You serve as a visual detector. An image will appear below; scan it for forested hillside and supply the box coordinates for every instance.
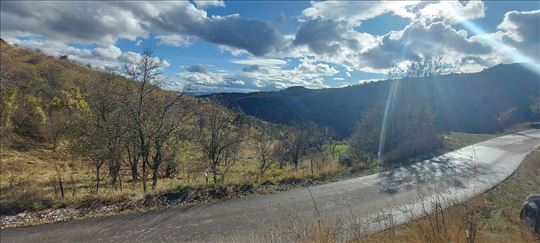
[208,64,539,137]
[0,42,346,220]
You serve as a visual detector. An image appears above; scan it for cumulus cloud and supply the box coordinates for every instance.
[156,34,194,47]
[121,51,170,69]
[294,19,376,55]
[4,37,127,70]
[358,21,492,70]
[497,9,540,58]
[181,57,339,93]
[417,1,485,24]
[2,0,536,93]
[301,1,418,24]
[186,64,207,73]
[0,1,283,56]
[192,0,225,9]
[183,72,224,85]
[288,0,499,74]
[232,58,287,66]
[301,1,484,25]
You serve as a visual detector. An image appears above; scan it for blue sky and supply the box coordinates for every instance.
[1,1,539,93]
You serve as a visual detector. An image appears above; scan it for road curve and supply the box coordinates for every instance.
[2,130,539,242]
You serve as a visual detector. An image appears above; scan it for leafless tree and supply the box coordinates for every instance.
[123,48,190,191]
[198,102,242,183]
[253,124,275,180]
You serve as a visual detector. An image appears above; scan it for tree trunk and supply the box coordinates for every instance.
[55,163,64,198]
[131,163,138,183]
[127,146,138,183]
[58,176,64,199]
[310,159,314,176]
[151,148,162,190]
[151,166,159,190]
[95,162,101,194]
[142,157,148,192]
[212,164,218,184]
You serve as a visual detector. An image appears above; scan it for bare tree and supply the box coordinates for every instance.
[198,102,242,183]
[123,48,190,191]
[284,124,308,171]
[253,124,274,180]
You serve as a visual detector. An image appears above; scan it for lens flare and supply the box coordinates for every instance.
[449,6,540,75]
[377,5,539,164]
[378,26,414,164]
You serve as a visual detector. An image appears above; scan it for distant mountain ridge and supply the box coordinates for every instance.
[205,63,540,137]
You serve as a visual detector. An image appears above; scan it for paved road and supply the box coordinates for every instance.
[2,130,539,242]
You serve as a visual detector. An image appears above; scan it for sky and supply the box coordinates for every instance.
[1,1,539,93]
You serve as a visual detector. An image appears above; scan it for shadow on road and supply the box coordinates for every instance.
[376,153,489,194]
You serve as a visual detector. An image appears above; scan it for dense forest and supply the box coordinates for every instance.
[207,64,540,137]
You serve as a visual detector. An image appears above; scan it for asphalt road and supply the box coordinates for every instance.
[2,130,539,242]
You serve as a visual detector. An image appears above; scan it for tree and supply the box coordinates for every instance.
[198,102,242,183]
[305,123,330,175]
[348,57,442,165]
[45,88,90,151]
[68,70,124,192]
[123,48,190,191]
[348,103,384,164]
[274,124,309,171]
[287,129,303,170]
[252,123,275,180]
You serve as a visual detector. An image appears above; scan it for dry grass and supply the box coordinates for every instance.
[0,135,351,217]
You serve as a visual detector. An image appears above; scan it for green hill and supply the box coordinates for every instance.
[207,64,540,137]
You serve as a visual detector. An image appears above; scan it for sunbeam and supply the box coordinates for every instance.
[449,6,540,75]
[378,23,414,164]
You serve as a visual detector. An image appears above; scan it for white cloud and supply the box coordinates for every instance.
[232,58,287,66]
[0,1,284,56]
[182,72,224,85]
[356,20,493,72]
[180,57,339,92]
[417,1,485,24]
[497,10,540,53]
[193,0,225,9]
[301,1,418,24]
[156,34,194,47]
[231,80,245,85]
[295,58,339,77]
[357,78,383,84]
[2,1,536,93]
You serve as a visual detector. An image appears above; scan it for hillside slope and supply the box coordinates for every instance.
[207,64,539,137]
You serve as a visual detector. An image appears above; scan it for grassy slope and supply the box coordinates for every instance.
[0,42,351,223]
